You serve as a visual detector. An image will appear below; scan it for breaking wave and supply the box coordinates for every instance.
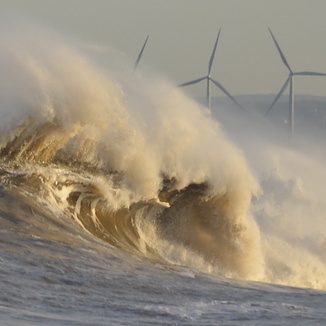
[0,24,325,290]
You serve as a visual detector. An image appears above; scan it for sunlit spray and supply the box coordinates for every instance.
[1,21,325,289]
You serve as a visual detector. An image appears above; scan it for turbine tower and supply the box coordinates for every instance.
[134,35,149,72]
[178,29,242,110]
[266,28,326,138]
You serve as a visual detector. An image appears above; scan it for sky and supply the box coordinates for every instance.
[2,0,326,98]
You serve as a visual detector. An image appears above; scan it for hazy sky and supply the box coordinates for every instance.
[3,0,326,97]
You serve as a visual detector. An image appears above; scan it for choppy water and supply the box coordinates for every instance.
[1,175,325,325]
[0,24,326,325]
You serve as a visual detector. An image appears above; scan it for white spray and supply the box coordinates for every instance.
[2,21,325,289]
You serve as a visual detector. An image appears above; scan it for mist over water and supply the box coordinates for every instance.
[0,22,325,291]
[213,97,326,289]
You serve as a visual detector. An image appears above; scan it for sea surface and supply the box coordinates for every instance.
[0,25,326,325]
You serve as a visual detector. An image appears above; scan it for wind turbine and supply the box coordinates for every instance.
[134,35,149,72]
[266,28,326,138]
[178,29,243,110]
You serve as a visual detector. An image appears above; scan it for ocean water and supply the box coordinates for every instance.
[0,25,326,325]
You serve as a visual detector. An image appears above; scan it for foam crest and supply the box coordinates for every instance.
[0,23,264,283]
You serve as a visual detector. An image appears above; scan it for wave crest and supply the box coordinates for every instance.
[0,25,264,281]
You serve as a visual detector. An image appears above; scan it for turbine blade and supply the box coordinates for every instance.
[268,28,292,73]
[178,76,207,87]
[134,35,149,71]
[266,76,291,116]
[210,78,244,109]
[295,71,326,76]
[208,29,221,75]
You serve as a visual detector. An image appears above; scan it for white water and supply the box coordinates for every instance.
[0,23,266,281]
[1,21,326,289]
[214,97,326,289]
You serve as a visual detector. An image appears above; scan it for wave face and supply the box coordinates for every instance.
[0,25,326,290]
